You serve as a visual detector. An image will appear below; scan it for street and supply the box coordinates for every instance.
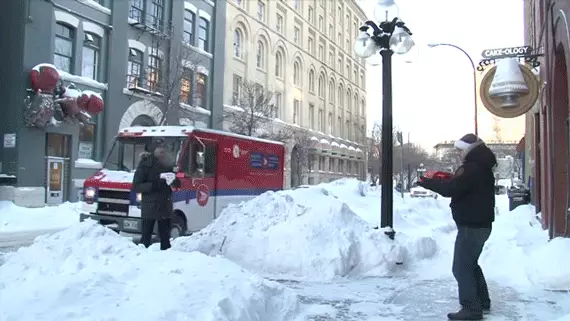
[1,229,568,320]
[0,229,62,254]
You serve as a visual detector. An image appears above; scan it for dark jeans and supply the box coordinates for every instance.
[452,226,492,313]
[141,218,172,250]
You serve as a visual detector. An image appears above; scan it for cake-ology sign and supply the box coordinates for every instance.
[481,46,533,59]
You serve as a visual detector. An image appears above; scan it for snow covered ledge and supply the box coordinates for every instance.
[74,158,103,169]
[13,187,45,208]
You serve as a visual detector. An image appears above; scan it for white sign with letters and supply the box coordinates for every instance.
[3,133,16,148]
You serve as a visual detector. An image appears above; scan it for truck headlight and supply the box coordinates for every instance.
[136,193,142,203]
[84,187,97,204]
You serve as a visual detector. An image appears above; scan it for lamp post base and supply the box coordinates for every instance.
[385,229,396,240]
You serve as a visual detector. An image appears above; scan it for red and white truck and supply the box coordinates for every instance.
[79,125,285,237]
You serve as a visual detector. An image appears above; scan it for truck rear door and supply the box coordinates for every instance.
[177,136,217,232]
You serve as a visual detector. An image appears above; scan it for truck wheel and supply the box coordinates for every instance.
[170,214,186,239]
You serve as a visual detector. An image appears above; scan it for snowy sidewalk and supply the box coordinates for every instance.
[278,276,570,321]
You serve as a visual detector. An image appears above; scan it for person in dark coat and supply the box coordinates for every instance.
[418,133,497,321]
[132,138,181,250]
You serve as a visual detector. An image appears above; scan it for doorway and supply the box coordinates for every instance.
[45,133,71,205]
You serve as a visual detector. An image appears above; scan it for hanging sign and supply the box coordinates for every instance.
[481,46,533,59]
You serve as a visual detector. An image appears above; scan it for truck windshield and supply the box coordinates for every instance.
[104,136,184,172]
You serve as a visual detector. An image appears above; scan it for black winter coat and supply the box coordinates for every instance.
[132,152,180,220]
[419,143,497,228]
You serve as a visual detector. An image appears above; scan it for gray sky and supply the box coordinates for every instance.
[358,0,525,150]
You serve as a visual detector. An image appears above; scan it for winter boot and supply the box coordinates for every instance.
[447,308,483,320]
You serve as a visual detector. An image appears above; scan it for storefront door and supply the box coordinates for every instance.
[45,133,71,205]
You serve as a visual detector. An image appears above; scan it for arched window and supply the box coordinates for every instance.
[361,98,366,115]
[328,80,335,103]
[275,51,283,77]
[347,89,352,112]
[308,69,315,92]
[293,61,301,86]
[338,86,344,108]
[233,29,243,58]
[354,94,359,115]
[256,40,265,68]
[318,74,325,98]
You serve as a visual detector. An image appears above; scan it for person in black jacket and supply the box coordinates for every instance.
[132,138,181,250]
[418,133,497,321]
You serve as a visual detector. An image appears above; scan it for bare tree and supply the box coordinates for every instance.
[126,44,203,126]
[290,131,318,187]
[224,79,276,136]
[364,121,401,183]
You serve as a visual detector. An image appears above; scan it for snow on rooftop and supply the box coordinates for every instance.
[119,125,195,137]
[319,139,330,145]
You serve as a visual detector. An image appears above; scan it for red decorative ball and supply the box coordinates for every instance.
[30,64,60,93]
[77,93,90,111]
[86,94,104,115]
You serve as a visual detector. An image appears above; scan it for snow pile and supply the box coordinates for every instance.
[0,221,301,321]
[173,179,441,281]
[0,201,79,233]
[482,201,570,290]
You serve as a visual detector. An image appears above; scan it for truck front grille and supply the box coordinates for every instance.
[97,188,131,216]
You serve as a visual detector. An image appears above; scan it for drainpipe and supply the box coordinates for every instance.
[547,1,557,239]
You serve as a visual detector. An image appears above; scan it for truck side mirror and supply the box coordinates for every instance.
[196,151,205,165]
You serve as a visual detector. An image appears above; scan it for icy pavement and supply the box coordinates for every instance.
[276,276,570,321]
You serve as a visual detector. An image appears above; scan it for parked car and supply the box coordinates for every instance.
[410,184,438,199]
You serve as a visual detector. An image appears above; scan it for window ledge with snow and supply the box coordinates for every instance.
[75,158,103,169]
[180,103,211,116]
[76,0,111,14]
[0,174,16,178]
[183,43,214,59]
[59,70,108,90]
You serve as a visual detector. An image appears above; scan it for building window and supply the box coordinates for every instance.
[233,28,243,58]
[318,75,325,98]
[292,0,299,10]
[183,10,195,46]
[337,32,342,45]
[346,120,351,140]
[148,0,164,30]
[354,94,358,115]
[198,18,209,52]
[318,15,323,31]
[361,99,366,115]
[308,37,314,55]
[329,52,334,66]
[308,7,314,23]
[294,27,300,45]
[276,14,284,33]
[328,24,333,39]
[328,112,333,134]
[309,104,315,129]
[194,73,207,108]
[54,23,74,73]
[273,92,282,118]
[308,70,315,93]
[347,90,351,111]
[256,41,265,69]
[147,54,161,92]
[79,123,96,159]
[361,72,365,88]
[82,32,100,80]
[318,108,324,132]
[293,99,300,124]
[318,45,324,61]
[275,51,283,78]
[328,80,334,103]
[337,116,342,136]
[180,68,193,104]
[128,0,144,23]
[257,1,265,21]
[127,48,143,88]
[232,74,242,105]
[338,87,343,108]
[353,69,358,85]
[293,61,301,86]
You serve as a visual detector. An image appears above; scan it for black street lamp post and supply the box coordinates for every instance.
[354,0,413,240]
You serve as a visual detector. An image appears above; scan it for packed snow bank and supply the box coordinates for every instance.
[0,221,301,321]
[0,201,79,233]
[482,201,570,290]
[173,179,441,281]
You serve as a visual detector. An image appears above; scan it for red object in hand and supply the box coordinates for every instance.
[423,171,453,181]
[30,64,60,93]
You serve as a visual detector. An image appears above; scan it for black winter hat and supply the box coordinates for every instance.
[454,133,481,151]
[145,138,165,153]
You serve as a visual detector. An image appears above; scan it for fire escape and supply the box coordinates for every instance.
[126,0,173,97]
